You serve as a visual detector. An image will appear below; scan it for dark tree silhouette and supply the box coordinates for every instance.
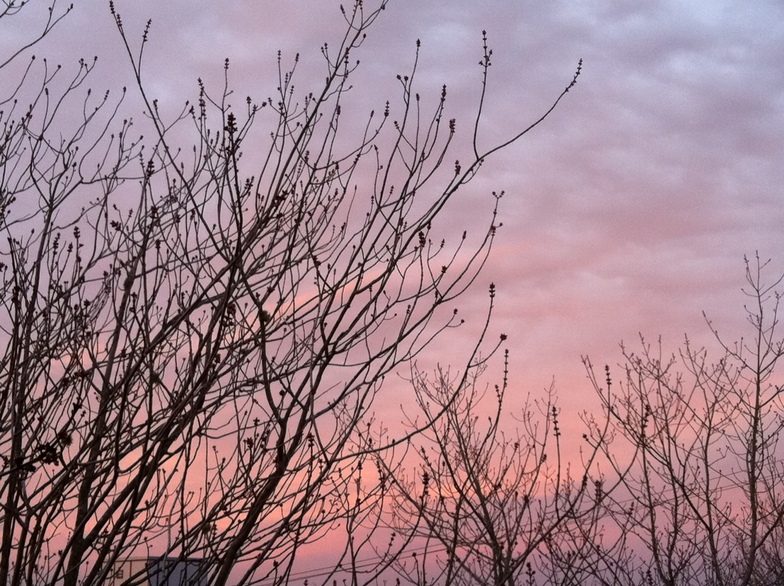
[382,353,608,586]
[0,1,580,585]
[575,256,784,586]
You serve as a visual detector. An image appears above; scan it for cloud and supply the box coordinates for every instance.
[3,0,782,413]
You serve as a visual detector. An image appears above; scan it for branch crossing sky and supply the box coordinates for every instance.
[4,0,784,411]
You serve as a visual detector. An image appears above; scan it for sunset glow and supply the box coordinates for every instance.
[2,1,783,584]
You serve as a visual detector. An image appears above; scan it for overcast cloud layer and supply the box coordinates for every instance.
[4,0,784,411]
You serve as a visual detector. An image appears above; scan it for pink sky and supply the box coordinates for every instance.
[3,0,784,580]
[7,0,783,424]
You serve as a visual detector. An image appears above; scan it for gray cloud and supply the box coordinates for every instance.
[3,0,782,400]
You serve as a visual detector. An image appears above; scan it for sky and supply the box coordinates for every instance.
[5,0,784,435]
[3,0,784,580]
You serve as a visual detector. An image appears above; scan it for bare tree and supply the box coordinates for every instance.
[580,256,784,586]
[0,1,581,585]
[381,336,608,586]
